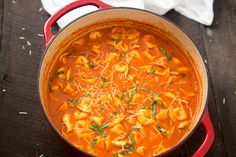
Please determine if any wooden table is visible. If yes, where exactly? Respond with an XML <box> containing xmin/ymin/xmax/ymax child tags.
<box><xmin>0</xmin><ymin>0</ymin><xmax>235</xmax><ymax>156</ymax></box>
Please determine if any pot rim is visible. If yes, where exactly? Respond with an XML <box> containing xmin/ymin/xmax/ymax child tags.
<box><xmin>38</xmin><ymin>7</ymin><xmax>208</xmax><ymax>157</ymax></box>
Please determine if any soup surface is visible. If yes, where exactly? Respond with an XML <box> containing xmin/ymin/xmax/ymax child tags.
<box><xmin>46</xmin><ymin>26</ymin><xmax>200</xmax><ymax>156</ymax></box>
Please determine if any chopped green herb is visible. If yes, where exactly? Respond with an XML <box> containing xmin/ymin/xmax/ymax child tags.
<box><xmin>159</xmin><ymin>47</ymin><xmax>168</xmax><ymax>56</ymax></box>
<box><xmin>159</xmin><ymin>47</ymin><xmax>174</xmax><ymax>62</ymax></box>
<box><xmin>99</xmin><ymin>105</ymin><xmax>107</xmax><ymax>110</ymax></box>
<box><xmin>147</xmin><ymin>68</ymin><xmax>157</xmax><ymax>74</ymax></box>
<box><xmin>141</xmin><ymin>100</ymin><xmax>157</xmax><ymax>114</ymax></box>
<box><xmin>151</xmin><ymin>100</ymin><xmax>158</xmax><ymax>115</ymax></box>
<box><xmin>90</xmin><ymin>123</ymin><xmax>103</xmax><ymax>134</ymax></box>
<box><xmin>117</xmin><ymin>90</ymin><xmax>130</xmax><ymax>103</ymax></box>
<box><xmin>87</xmin><ymin>60</ymin><xmax>95</xmax><ymax>68</ymax></box>
<box><xmin>130</xmin><ymin>86</ymin><xmax>136</xmax><ymax>90</ymax></box>
<box><xmin>89</xmin><ymin>122</ymin><xmax>110</xmax><ymax>136</ymax></box>
<box><xmin>130</xmin><ymin>92</ymin><xmax>136</xmax><ymax>99</ymax></box>
<box><xmin>130</xmin><ymin>87</ymin><xmax>137</xmax><ymax>95</ymax></box>
<box><xmin>141</xmin><ymin>87</ymin><xmax>152</xmax><ymax>92</ymax></box>
<box><xmin>67</xmin><ymin>97</ymin><xmax>81</xmax><ymax>106</ymax></box>
<box><xmin>100</xmin><ymin>76</ymin><xmax>107</xmax><ymax>87</ymax></box>
<box><xmin>114</xmin><ymin>36</ymin><xmax>122</xmax><ymax>43</ymax></box>
<box><xmin>112</xmin><ymin>111</ymin><xmax>118</xmax><ymax>115</ymax></box>
<box><xmin>167</xmin><ymin>53</ymin><xmax>174</xmax><ymax>61</ymax></box>
<box><xmin>67</xmin><ymin>93</ymin><xmax>87</xmax><ymax>106</ymax></box>
<box><xmin>124</xmin><ymin>93</ymin><xmax>132</xmax><ymax>103</ymax></box>
<box><xmin>129</xmin><ymin>138</ymin><xmax>135</xmax><ymax>150</ymax></box>
<box><xmin>125</xmin><ymin>128</ymin><xmax>140</xmax><ymax>138</ymax></box>
<box><xmin>89</xmin><ymin>138</ymin><xmax>98</xmax><ymax>149</ymax></box>
<box><xmin>158</xmin><ymin>99</ymin><xmax>165</xmax><ymax>107</ymax></box>
<box><xmin>157</xmin><ymin>126</ymin><xmax>168</xmax><ymax>136</ymax></box>
<box><xmin>84</xmin><ymin>90</ymin><xmax>89</xmax><ymax>95</ymax></box>
<box><xmin>154</xmin><ymin>96</ymin><xmax>166</xmax><ymax>107</ymax></box>
<box><xmin>117</xmin><ymin>87</ymin><xmax>137</xmax><ymax>104</ymax></box>
<box><xmin>100</xmin><ymin>76</ymin><xmax>107</xmax><ymax>83</ymax></box>
<box><xmin>140</xmin><ymin>87</ymin><xmax>159</xmax><ymax>96</ymax></box>
<box><xmin>114</xmin><ymin>138</ymin><xmax>135</xmax><ymax>156</ymax></box>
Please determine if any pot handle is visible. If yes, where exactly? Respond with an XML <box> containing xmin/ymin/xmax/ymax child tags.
<box><xmin>43</xmin><ymin>0</ymin><xmax>112</xmax><ymax>47</ymax></box>
<box><xmin>192</xmin><ymin>107</ymin><xmax>214</xmax><ymax>157</ymax></box>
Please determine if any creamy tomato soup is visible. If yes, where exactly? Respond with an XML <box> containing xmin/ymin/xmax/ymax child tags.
<box><xmin>46</xmin><ymin>26</ymin><xmax>200</xmax><ymax>157</ymax></box>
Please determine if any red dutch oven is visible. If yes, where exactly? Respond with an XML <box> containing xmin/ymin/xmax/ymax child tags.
<box><xmin>38</xmin><ymin>0</ymin><xmax>215</xmax><ymax>156</ymax></box>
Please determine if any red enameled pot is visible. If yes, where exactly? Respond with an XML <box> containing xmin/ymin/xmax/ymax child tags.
<box><xmin>38</xmin><ymin>0</ymin><xmax>215</xmax><ymax>156</ymax></box>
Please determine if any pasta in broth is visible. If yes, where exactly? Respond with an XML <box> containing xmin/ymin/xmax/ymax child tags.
<box><xmin>47</xmin><ymin>26</ymin><xmax>200</xmax><ymax>156</ymax></box>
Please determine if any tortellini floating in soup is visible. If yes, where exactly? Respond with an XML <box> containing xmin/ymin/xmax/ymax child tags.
<box><xmin>46</xmin><ymin>25</ymin><xmax>200</xmax><ymax>157</ymax></box>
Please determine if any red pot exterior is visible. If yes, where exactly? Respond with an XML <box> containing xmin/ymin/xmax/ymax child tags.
<box><xmin>39</xmin><ymin>0</ymin><xmax>215</xmax><ymax>156</ymax></box>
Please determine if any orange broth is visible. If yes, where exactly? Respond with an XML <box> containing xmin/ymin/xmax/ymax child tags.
<box><xmin>47</xmin><ymin>26</ymin><xmax>200</xmax><ymax>157</ymax></box>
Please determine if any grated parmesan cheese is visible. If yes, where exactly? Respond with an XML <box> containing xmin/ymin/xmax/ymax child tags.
<box><xmin>37</xmin><ymin>33</ymin><xmax>44</xmax><ymax>37</ymax></box>
<box><xmin>27</xmin><ymin>41</ymin><xmax>31</xmax><ymax>46</ymax></box>
<box><xmin>19</xmin><ymin>112</ymin><xmax>28</xmax><ymax>115</ymax></box>
<box><xmin>222</xmin><ymin>98</ymin><xmax>226</xmax><ymax>104</ymax></box>
<box><xmin>22</xmin><ymin>45</ymin><xmax>25</xmax><ymax>50</ymax></box>
<box><xmin>38</xmin><ymin>7</ymin><xmax>43</xmax><ymax>12</ymax></box>
<box><xmin>19</xmin><ymin>37</ymin><xmax>25</xmax><ymax>40</ymax></box>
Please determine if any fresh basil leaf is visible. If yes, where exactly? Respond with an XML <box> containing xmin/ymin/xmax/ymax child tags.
<box><xmin>159</xmin><ymin>46</ymin><xmax>174</xmax><ymax>62</ymax></box>
<box><xmin>157</xmin><ymin>126</ymin><xmax>168</xmax><ymax>136</ymax></box>
<box><xmin>151</xmin><ymin>100</ymin><xmax>157</xmax><ymax>115</ymax></box>
<box><xmin>147</xmin><ymin>68</ymin><xmax>157</xmax><ymax>74</ymax></box>
<box><xmin>99</xmin><ymin>105</ymin><xmax>107</xmax><ymax>110</ymax></box>
<box><xmin>89</xmin><ymin>138</ymin><xmax>98</xmax><ymax>149</ymax></box>
<box><xmin>87</xmin><ymin>60</ymin><xmax>95</xmax><ymax>68</ymax></box>
<box><xmin>140</xmin><ymin>87</ymin><xmax>159</xmax><ymax>96</ymax></box>
<box><xmin>125</xmin><ymin>128</ymin><xmax>140</xmax><ymax>138</ymax></box>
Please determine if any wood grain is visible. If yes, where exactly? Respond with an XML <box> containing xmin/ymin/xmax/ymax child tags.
<box><xmin>0</xmin><ymin>0</ymin><xmax>3</xmax><ymax>39</ymax></box>
<box><xmin>200</xmin><ymin>0</ymin><xmax>236</xmax><ymax>156</ymax></box>
<box><xmin>0</xmin><ymin>0</ymin><xmax>70</xmax><ymax>157</ymax></box>
<box><xmin>0</xmin><ymin>0</ymin><xmax>234</xmax><ymax>156</ymax></box>
<box><xmin>0</xmin><ymin>0</ymin><xmax>4</xmax><ymax>84</ymax></box>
